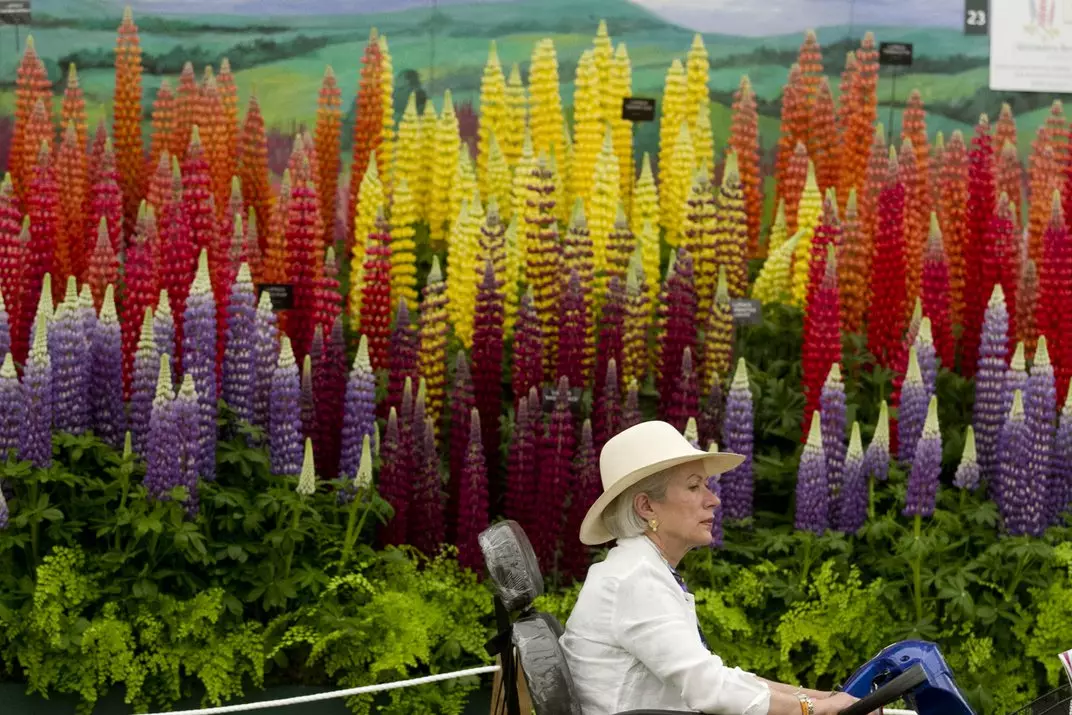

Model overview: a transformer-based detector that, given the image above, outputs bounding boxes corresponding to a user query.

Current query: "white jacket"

[559,536,771,715]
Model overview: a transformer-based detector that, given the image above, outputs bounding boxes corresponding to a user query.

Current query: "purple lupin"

[153,290,176,379]
[175,374,202,515]
[130,308,158,457]
[864,400,891,483]
[820,363,846,524]
[143,355,181,501]
[898,347,928,465]
[91,285,125,449]
[0,352,25,457]
[339,334,376,479]
[20,304,53,469]
[835,422,867,533]
[720,357,754,520]
[904,395,941,518]
[999,390,1046,536]
[953,426,980,490]
[795,412,829,534]
[973,284,1010,483]
[49,277,90,435]
[182,250,218,480]
[223,263,257,424]
[252,289,279,432]
[1054,386,1072,519]
[1026,336,1058,525]
[270,335,303,475]
[0,287,10,364]
[913,317,938,395]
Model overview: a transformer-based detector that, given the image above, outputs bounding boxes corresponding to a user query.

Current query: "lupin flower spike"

[297,438,316,496]
[953,426,980,490]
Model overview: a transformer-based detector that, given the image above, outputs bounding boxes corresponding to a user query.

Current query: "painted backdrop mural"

[0,0,1055,185]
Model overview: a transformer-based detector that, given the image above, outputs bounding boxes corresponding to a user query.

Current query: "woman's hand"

[811,691,876,715]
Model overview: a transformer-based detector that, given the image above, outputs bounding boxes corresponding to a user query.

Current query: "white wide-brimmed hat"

[578,420,744,545]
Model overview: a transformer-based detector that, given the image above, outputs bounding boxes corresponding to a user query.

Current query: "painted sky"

[629,0,964,34]
[43,0,965,31]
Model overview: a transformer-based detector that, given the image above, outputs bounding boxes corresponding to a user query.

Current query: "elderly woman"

[560,421,866,715]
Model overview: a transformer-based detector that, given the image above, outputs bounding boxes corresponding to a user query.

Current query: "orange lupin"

[809,77,839,195]
[173,62,200,160]
[729,76,762,257]
[11,37,51,201]
[347,30,385,240]
[937,130,970,329]
[114,6,145,231]
[994,103,1017,152]
[239,93,273,247]
[315,66,343,248]
[797,30,824,105]
[217,59,240,180]
[838,34,879,210]
[200,70,231,218]
[55,122,86,286]
[60,65,87,153]
[782,142,809,235]
[775,64,807,205]
[147,80,176,180]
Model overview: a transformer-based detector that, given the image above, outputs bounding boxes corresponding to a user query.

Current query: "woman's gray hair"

[602,467,675,539]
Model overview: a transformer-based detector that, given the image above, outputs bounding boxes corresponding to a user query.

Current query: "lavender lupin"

[223,263,257,424]
[1026,336,1058,525]
[913,317,938,395]
[0,287,10,363]
[973,284,1010,483]
[953,426,981,490]
[904,396,941,518]
[28,274,53,349]
[0,352,25,457]
[154,290,176,378]
[91,285,125,449]
[338,334,377,479]
[130,308,157,456]
[49,277,90,434]
[864,401,891,482]
[270,335,303,475]
[795,412,829,534]
[834,422,867,533]
[999,391,1046,536]
[175,374,202,515]
[20,307,53,469]
[820,363,846,523]
[898,347,928,465]
[1002,341,1027,422]
[1054,386,1072,518]
[252,289,279,432]
[182,250,218,480]
[77,283,96,344]
[720,358,754,520]
[144,355,181,501]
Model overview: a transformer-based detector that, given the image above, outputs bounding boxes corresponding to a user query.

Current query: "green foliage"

[0,419,491,713]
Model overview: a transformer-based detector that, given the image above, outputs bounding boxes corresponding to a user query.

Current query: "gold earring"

[648,518,659,533]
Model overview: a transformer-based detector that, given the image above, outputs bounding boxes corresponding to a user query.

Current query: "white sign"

[989,0,1072,92]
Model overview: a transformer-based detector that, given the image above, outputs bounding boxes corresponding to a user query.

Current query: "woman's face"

[645,464,721,553]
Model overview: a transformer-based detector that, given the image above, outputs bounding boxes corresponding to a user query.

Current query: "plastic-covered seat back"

[512,612,582,715]
[478,520,544,612]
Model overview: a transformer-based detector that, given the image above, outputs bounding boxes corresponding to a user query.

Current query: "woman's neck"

[644,533,687,568]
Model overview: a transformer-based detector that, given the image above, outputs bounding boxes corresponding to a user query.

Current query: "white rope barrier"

[141,662,919,715]
[145,664,502,715]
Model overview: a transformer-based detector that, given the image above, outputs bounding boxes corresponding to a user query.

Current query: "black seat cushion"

[479,520,544,612]
[513,612,582,715]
